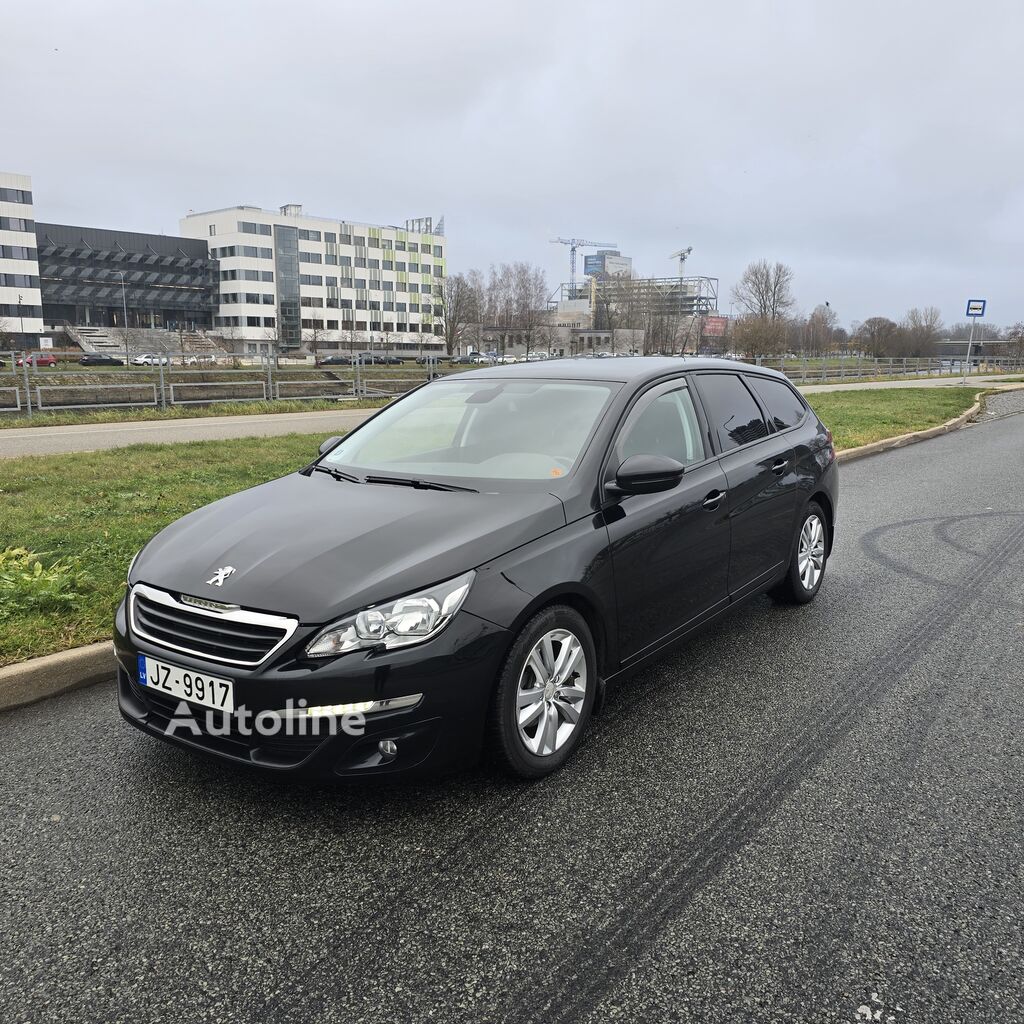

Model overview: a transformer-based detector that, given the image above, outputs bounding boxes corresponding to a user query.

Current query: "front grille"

[130,583,298,667]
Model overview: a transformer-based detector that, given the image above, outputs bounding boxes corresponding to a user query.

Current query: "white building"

[180,204,446,355]
[0,171,43,344]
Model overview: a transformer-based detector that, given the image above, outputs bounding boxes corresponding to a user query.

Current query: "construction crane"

[550,237,618,293]
[669,247,693,276]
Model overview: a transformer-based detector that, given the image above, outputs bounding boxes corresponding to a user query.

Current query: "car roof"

[451,356,788,384]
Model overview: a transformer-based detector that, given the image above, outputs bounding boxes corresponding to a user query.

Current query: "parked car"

[317,355,352,366]
[183,354,217,366]
[117,357,838,781]
[379,354,404,365]
[80,353,126,366]
[450,354,476,365]
[471,353,492,364]
[16,353,58,367]
[131,353,169,366]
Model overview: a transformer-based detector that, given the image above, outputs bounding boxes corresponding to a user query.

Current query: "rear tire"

[488,605,596,779]
[772,500,828,604]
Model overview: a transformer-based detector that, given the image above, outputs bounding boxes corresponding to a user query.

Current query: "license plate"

[137,654,234,713]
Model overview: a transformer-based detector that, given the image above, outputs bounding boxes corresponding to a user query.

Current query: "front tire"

[488,605,596,779]
[773,500,828,604]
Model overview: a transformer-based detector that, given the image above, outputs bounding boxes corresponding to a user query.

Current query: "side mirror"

[318,435,343,456]
[609,454,686,495]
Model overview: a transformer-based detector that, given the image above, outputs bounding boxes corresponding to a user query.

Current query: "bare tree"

[0,317,15,351]
[439,273,479,356]
[732,315,787,360]
[854,317,900,358]
[303,321,328,360]
[805,303,838,356]
[1003,323,1024,363]
[901,306,943,357]
[731,260,796,321]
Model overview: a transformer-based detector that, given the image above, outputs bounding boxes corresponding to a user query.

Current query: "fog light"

[306,701,376,717]
[378,739,398,761]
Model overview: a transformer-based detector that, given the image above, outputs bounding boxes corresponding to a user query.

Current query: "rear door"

[603,379,731,663]
[690,371,799,598]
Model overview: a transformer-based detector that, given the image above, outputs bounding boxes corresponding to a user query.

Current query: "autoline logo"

[164,699,367,739]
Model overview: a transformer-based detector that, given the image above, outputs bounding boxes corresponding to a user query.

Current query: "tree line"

[729,259,1021,361]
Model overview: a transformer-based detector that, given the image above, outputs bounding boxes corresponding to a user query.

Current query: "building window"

[433,245,443,258]
[355,257,367,268]
[0,245,37,260]
[262,294,275,304]
[261,270,274,282]
[264,316,276,327]
[325,254,338,265]
[410,302,420,312]
[247,316,261,327]
[298,229,322,241]
[0,187,32,203]
[353,236,366,247]
[0,217,34,232]
[238,221,272,235]
[300,274,323,286]
[325,232,336,243]
[209,224,216,236]
[368,259,379,270]
[299,251,322,264]
[408,262,419,272]
[339,234,352,245]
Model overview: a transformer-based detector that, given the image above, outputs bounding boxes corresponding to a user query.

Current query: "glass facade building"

[35,223,218,330]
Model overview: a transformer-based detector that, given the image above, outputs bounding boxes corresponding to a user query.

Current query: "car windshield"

[321,378,618,483]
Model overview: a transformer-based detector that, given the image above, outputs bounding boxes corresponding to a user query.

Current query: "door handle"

[702,489,726,510]
[771,458,789,475]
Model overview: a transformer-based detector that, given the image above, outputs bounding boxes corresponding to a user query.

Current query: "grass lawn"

[806,387,980,450]
[0,386,983,667]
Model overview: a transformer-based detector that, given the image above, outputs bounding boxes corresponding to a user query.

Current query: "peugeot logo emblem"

[206,566,236,587]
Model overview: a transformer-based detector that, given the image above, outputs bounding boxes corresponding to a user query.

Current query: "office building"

[180,204,446,354]
[583,249,632,279]
[36,223,218,331]
[0,171,43,344]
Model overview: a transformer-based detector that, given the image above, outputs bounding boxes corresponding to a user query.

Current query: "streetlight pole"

[117,271,130,363]
[961,317,976,385]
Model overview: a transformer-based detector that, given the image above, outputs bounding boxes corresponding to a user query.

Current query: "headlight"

[126,547,143,583]
[305,571,475,658]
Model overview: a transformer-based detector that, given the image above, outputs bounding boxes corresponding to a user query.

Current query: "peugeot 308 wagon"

[116,358,838,779]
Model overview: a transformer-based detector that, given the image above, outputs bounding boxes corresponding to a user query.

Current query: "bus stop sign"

[966,299,986,317]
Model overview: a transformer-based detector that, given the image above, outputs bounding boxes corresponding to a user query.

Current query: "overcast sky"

[6,0,1022,327]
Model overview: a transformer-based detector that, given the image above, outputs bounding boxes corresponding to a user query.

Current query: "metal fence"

[0,352,446,419]
[754,355,1024,383]
[1,350,1022,419]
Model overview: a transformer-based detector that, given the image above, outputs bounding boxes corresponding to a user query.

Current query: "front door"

[603,380,731,664]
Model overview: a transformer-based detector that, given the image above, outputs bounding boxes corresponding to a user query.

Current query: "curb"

[0,641,114,713]
[835,391,985,464]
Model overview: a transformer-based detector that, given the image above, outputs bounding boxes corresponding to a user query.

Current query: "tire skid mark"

[505,517,1024,1024]
[859,511,1024,588]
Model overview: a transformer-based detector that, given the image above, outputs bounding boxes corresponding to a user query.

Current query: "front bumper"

[114,596,511,779]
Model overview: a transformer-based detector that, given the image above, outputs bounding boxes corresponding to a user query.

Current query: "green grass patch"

[0,397,388,430]
[806,387,979,450]
[0,386,985,666]
[0,434,321,665]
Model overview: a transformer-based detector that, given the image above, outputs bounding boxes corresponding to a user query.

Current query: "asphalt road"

[1,374,1019,459]
[2,399,1023,1024]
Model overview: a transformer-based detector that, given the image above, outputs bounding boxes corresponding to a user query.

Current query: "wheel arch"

[809,489,835,555]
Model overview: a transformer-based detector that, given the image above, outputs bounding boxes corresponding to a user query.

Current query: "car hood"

[131,471,566,623]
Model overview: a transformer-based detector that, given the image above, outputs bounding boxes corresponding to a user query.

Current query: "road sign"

[38,336,53,349]
[966,299,986,317]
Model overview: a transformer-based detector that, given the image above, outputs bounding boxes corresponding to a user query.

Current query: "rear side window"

[747,376,807,431]
[694,373,769,452]
[616,386,705,466]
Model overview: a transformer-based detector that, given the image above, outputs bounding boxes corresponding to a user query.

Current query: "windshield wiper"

[364,474,478,493]
[313,465,363,483]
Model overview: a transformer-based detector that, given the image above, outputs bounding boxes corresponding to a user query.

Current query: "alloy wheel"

[515,628,588,756]
[798,513,825,591]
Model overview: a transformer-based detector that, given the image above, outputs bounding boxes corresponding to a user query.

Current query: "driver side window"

[616,386,705,467]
